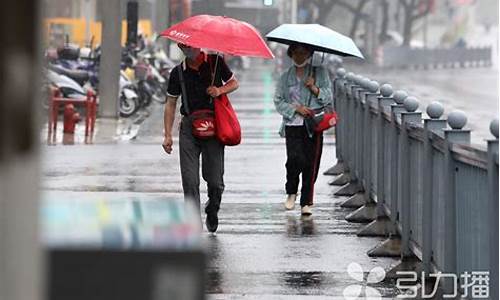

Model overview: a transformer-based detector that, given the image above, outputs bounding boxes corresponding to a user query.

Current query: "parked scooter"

[119,70,140,117]
[47,69,87,100]
[47,65,139,119]
[45,69,89,114]
[135,42,174,104]
[134,55,166,105]
[45,34,173,119]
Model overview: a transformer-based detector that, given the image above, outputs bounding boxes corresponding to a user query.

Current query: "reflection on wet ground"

[281,271,324,289]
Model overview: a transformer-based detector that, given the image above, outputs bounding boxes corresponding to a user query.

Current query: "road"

[351,65,499,146]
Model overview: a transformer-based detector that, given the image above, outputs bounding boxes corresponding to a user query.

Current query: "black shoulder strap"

[177,63,190,115]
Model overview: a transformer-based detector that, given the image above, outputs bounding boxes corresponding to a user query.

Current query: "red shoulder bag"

[209,56,241,146]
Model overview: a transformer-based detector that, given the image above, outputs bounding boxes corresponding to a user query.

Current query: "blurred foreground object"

[0,1,42,300]
[43,197,205,300]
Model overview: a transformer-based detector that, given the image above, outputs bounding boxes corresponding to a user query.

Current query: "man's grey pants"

[179,116,225,215]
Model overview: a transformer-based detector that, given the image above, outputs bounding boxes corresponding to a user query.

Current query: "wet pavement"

[41,62,401,298]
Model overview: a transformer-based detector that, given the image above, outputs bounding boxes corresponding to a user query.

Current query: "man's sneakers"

[284,194,297,210]
[301,205,312,216]
[205,212,219,234]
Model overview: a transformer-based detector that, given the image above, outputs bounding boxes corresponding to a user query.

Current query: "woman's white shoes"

[285,195,313,215]
[301,205,312,216]
[284,194,296,210]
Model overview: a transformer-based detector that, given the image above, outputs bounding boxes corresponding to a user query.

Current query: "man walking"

[162,43,239,234]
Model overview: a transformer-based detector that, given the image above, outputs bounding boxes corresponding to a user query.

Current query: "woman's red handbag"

[214,93,241,146]
[312,111,338,132]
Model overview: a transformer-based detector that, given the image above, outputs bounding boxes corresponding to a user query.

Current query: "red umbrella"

[160,15,274,59]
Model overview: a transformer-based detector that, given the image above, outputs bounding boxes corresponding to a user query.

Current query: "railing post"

[335,68,346,156]
[364,81,380,203]
[422,102,446,275]
[399,96,422,258]
[443,110,471,293]
[338,72,351,172]
[334,74,366,197]
[376,84,394,217]
[324,68,347,176]
[348,75,359,178]
[366,90,414,260]
[356,83,396,237]
[488,118,499,300]
[344,80,381,223]
[359,77,371,189]
[390,90,408,225]
[346,73,357,178]
[377,84,394,217]
[345,73,355,175]
[355,76,367,184]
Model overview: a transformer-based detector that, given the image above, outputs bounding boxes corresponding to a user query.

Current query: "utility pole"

[278,0,285,24]
[367,0,380,62]
[99,0,123,118]
[162,0,170,30]
[149,0,157,34]
[126,1,139,46]
[291,0,297,23]
[154,0,170,55]
[82,0,96,46]
[153,0,169,33]
[423,13,428,48]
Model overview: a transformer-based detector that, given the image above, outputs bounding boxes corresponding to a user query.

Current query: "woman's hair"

[286,43,313,58]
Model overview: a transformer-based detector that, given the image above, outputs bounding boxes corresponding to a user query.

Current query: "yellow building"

[44,17,153,47]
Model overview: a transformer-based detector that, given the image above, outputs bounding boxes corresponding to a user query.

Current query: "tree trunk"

[316,4,335,25]
[379,0,389,44]
[402,4,413,46]
[401,0,433,47]
[395,0,402,33]
[348,0,369,39]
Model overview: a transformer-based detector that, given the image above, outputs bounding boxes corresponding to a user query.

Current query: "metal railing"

[379,46,492,69]
[330,68,499,298]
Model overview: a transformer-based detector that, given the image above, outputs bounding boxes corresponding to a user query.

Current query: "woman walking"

[273,42,333,216]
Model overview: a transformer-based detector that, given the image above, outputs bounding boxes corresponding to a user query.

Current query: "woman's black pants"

[285,125,324,207]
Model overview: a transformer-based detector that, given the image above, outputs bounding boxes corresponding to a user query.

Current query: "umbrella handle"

[210,53,220,87]
[208,53,220,104]
[306,51,315,107]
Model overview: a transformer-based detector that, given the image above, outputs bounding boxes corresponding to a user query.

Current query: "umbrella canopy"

[160,15,274,59]
[266,24,364,59]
